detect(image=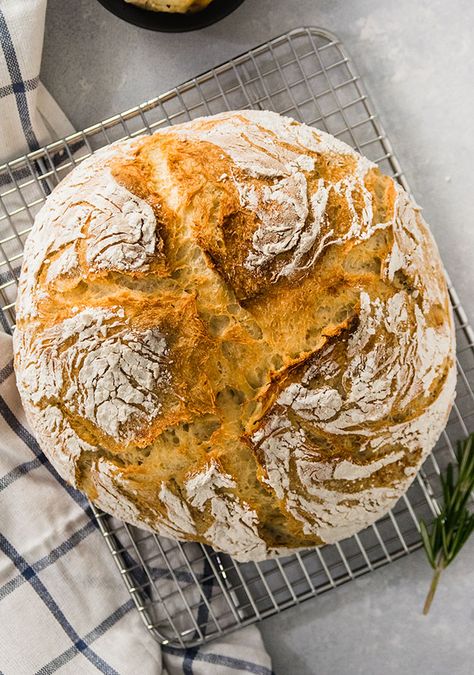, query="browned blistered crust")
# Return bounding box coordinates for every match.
[13,111,456,561]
